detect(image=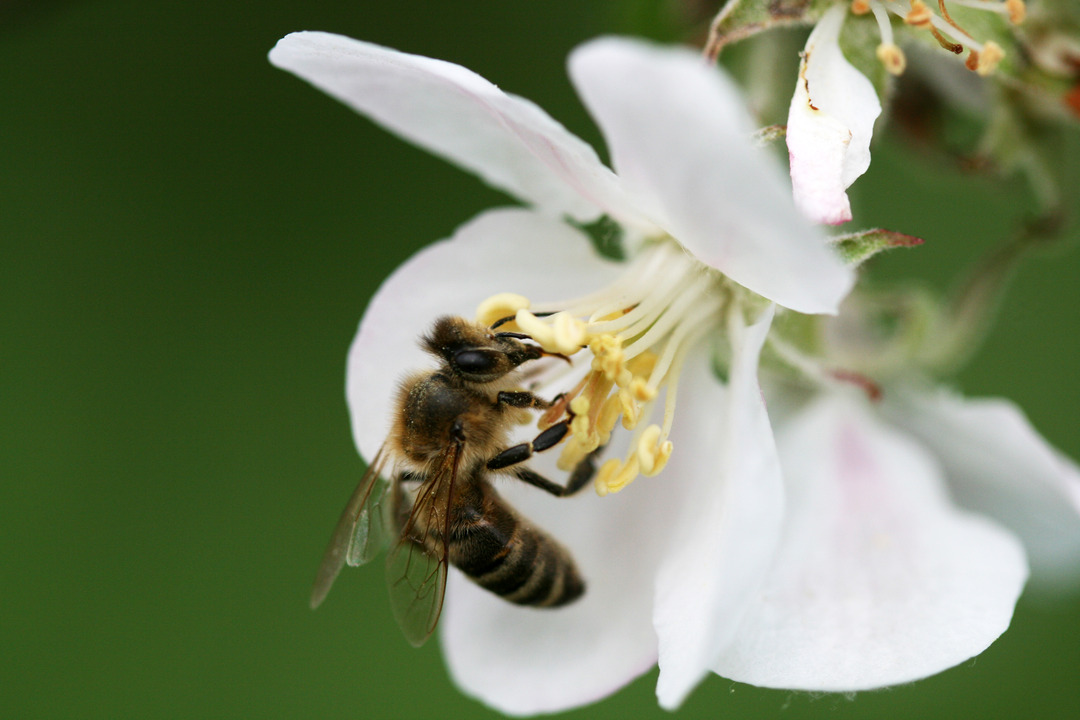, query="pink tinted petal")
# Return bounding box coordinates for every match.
[786,6,881,225]
[654,305,785,709]
[270,32,631,222]
[569,37,852,315]
[888,387,1080,590]
[345,208,624,461]
[715,395,1027,690]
